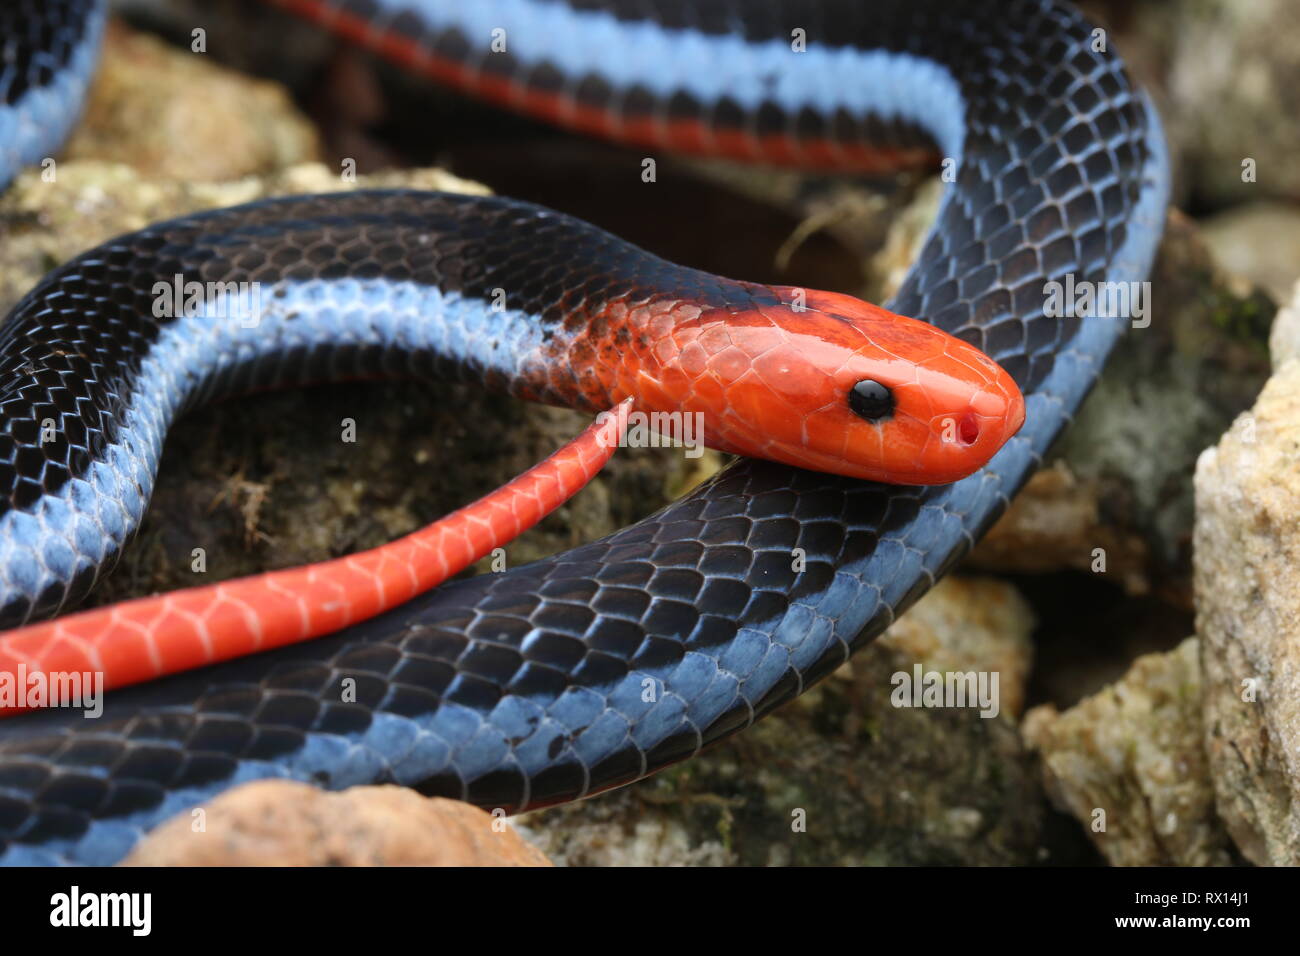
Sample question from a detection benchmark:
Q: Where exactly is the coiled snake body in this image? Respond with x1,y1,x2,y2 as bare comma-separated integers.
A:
0,0,1168,864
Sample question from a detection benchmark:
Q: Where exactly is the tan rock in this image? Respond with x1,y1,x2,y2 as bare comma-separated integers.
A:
1202,204,1300,304
514,805,732,867
1194,357,1300,865
1267,280,1300,367
1023,638,1232,866
121,782,551,866
971,462,1149,595
878,575,1035,719
1124,0,1300,208
871,177,944,301
63,21,321,182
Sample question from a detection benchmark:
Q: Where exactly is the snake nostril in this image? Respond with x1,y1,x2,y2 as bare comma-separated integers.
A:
958,412,980,445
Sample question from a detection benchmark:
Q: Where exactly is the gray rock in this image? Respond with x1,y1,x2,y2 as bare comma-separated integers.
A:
1194,324,1300,865
1023,638,1233,866
1202,204,1300,305
1087,0,1300,209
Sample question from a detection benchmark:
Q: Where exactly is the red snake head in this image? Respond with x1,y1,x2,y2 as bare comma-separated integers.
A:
615,285,1026,485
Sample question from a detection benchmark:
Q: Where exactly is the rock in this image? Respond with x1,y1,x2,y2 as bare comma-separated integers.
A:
1022,638,1233,866
513,804,733,867
876,575,1035,720
672,157,924,298
971,462,1149,595
1194,343,1300,865
120,782,551,866
0,160,489,317
870,177,945,302
1104,0,1300,209
1202,204,1300,304
63,21,321,182
1267,281,1300,366
519,575,1055,866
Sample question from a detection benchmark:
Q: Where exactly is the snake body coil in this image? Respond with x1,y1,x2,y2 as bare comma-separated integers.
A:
0,0,1168,865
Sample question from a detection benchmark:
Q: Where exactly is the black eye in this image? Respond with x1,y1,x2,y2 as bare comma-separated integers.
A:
849,379,894,422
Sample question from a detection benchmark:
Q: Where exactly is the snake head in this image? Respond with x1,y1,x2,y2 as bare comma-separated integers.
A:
624,285,1026,485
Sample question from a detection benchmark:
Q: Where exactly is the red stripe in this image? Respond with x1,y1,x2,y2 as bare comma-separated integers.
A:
270,0,937,173
0,402,627,716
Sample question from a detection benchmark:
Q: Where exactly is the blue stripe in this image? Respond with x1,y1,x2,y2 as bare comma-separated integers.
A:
0,3,105,189
0,277,547,624
388,0,967,157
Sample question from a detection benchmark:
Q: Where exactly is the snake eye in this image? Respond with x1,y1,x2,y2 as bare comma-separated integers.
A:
849,379,894,422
